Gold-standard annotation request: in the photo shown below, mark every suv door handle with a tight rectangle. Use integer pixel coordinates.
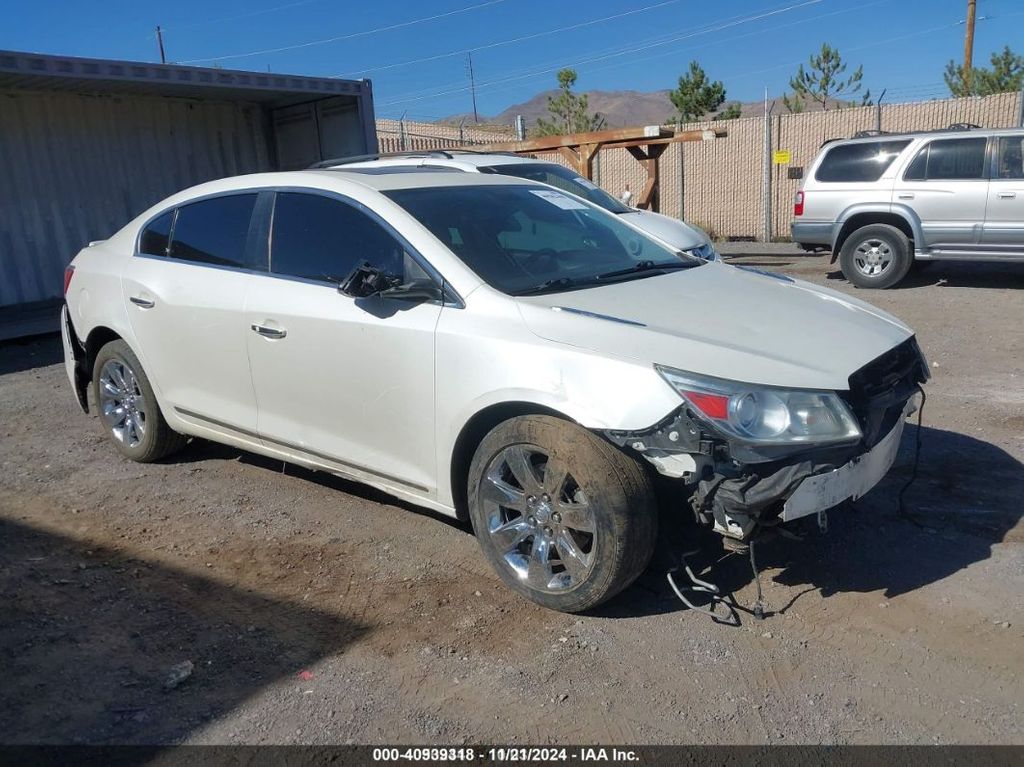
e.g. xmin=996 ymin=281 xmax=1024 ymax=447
xmin=997 ymin=192 xmax=1016 ymax=199
xmin=129 ymin=296 xmax=155 ymax=309
xmin=897 ymin=193 xmax=915 ymax=200
xmin=251 ymin=323 xmax=287 ymax=339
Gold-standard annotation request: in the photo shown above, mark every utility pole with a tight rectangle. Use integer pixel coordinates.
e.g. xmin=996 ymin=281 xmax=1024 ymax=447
xmin=963 ymin=0 xmax=977 ymax=92
xmin=467 ymin=52 xmax=479 ymax=124
xmin=155 ymin=25 xmax=166 ymax=64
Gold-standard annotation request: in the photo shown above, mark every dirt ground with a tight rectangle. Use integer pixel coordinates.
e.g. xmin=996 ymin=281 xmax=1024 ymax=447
xmin=1 ymin=247 xmax=1021 ymax=746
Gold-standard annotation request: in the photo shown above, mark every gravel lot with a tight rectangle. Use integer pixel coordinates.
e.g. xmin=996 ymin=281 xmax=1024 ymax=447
xmin=1 ymin=247 xmax=1021 ymax=745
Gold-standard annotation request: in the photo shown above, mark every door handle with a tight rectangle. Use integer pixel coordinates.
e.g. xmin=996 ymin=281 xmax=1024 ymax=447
xmin=897 ymin=193 xmax=915 ymax=200
xmin=251 ymin=323 xmax=287 ymax=339
xmin=129 ymin=296 xmax=155 ymax=309
xmin=997 ymin=192 xmax=1016 ymax=199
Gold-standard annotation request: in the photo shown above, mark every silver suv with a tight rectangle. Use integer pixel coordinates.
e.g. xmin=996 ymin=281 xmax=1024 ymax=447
xmin=792 ymin=126 xmax=1024 ymax=288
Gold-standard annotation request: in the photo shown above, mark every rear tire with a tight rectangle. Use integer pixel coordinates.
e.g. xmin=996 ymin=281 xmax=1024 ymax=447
xmin=839 ymin=224 xmax=912 ymax=289
xmin=92 ymin=340 xmax=187 ymax=462
xmin=467 ymin=415 xmax=657 ymax=613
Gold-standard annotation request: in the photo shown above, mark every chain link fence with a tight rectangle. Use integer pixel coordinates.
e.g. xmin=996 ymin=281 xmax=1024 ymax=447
xmin=376 ymin=90 xmax=1024 ymax=240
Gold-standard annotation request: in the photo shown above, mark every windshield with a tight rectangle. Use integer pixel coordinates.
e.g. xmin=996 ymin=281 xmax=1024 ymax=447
xmin=480 ymin=162 xmax=632 ymax=214
xmin=384 ymin=184 xmax=700 ymax=296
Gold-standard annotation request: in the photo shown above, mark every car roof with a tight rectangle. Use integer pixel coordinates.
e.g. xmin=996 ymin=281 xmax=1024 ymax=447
xmin=306 ymin=168 xmax=536 ymax=191
xmin=825 ymin=126 xmax=1024 ymax=147
xmin=330 ymin=151 xmax=547 ymax=171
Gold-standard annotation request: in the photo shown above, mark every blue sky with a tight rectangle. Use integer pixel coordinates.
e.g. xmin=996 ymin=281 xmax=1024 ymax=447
xmin=4 ymin=0 xmax=1023 ymax=120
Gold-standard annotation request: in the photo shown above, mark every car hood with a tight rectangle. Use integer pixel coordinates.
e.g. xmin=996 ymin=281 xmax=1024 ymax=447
xmin=619 ymin=210 xmax=706 ymax=250
xmin=515 ymin=263 xmax=914 ymax=391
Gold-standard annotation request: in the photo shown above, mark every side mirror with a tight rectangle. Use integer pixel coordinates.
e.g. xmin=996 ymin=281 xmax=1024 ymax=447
xmin=339 ymin=261 xmax=397 ymax=298
xmin=378 ymin=278 xmax=443 ymax=303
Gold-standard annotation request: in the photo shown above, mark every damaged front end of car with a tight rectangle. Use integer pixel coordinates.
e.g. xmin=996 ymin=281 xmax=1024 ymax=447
xmin=606 ymin=337 xmax=930 ymax=543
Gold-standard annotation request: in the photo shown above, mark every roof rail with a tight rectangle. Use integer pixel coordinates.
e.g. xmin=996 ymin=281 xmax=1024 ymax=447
xmin=852 ymin=129 xmax=892 ymax=138
xmin=947 ymin=122 xmax=982 ymax=131
xmin=310 ymin=149 xmax=455 ymax=169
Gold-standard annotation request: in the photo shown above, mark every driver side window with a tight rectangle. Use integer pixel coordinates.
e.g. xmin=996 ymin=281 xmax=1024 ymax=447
xmin=269 ymin=192 xmax=407 ymax=283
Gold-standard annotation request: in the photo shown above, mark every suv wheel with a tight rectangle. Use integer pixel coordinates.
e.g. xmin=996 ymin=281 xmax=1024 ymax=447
xmin=839 ymin=224 xmax=913 ymax=289
xmin=93 ymin=340 xmax=188 ymax=462
xmin=467 ymin=415 xmax=657 ymax=613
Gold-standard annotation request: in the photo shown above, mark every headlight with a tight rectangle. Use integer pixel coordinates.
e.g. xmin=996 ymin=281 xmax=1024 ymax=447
xmin=655 ymin=366 xmax=862 ymax=446
xmin=686 ymin=242 xmax=719 ymax=262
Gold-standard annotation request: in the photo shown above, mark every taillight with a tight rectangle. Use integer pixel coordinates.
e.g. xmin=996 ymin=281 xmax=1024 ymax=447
xmin=793 ymin=191 xmax=805 ymax=217
xmin=63 ymin=265 xmax=75 ymax=296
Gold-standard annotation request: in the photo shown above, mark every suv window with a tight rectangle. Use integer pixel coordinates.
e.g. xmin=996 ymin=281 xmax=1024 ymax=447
xmin=815 ymin=140 xmax=911 ymax=182
xmin=168 ymin=194 xmax=257 ymax=268
xmin=995 ymin=135 xmax=1024 ymax=179
xmin=269 ymin=192 xmax=407 ymax=283
xmin=139 ymin=211 xmax=173 ymax=257
xmin=904 ymin=137 xmax=988 ymax=181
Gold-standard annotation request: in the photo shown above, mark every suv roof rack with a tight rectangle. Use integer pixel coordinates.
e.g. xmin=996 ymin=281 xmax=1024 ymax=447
xmin=310 ymin=149 xmax=456 ymax=169
xmin=947 ymin=122 xmax=982 ymax=131
xmin=852 ymin=129 xmax=891 ymax=138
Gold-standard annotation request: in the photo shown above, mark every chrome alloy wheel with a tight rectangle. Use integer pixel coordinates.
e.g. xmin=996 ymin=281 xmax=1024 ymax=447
xmin=98 ymin=358 xmax=147 ymax=448
xmin=853 ymin=238 xmax=894 ymax=277
xmin=481 ymin=445 xmax=597 ymax=593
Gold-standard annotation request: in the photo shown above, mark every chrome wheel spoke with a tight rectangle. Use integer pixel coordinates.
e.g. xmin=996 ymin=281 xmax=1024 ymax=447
xmin=503 ymin=445 xmax=542 ymax=494
xmin=490 ymin=517 xmax=532 ymax=551
xmin=555 ymin=531 xmax=589 ymax=583
xmin=556 ymin=502 xmax=595 ymax=534
xmin=526 ymin=536 xmax=553 ymax=589
xmin=481 ymin=474 xmax=528 ymax=512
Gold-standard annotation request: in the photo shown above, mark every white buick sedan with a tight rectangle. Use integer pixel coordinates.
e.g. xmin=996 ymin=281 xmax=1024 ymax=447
xmin=62 ymin=169 xmax=928 ymax=612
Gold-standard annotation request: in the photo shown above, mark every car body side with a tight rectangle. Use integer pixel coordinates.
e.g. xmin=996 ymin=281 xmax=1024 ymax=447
xmin=63 ymin=171 xmax=683 ymax=519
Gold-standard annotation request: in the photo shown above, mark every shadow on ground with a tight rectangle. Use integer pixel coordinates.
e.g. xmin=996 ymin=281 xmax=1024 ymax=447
xmin=0 ymin=518 xmax=367 ymax=744
xmin=599 ymin=424 xmax=1024 ymax=622
xmin=0 ymin=333 xmax=62 ymax=376
xmin=826 ymin=261 xmax=1024 ymax=290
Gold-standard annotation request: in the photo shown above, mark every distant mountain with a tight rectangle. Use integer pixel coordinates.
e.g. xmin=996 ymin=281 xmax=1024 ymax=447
xmin=439 ymin=90 xmax=852 ymax=129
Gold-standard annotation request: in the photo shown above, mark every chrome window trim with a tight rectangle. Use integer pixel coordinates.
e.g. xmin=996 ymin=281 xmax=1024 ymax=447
xmin=133 ymin=188 xmax=264 ymax=270
xmin=130 ymin=184 xmax=465 ymax=308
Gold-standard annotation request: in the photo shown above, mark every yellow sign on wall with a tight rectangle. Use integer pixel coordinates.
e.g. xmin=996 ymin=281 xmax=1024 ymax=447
xmin=773 ymin=149 xmax=792 ymax=165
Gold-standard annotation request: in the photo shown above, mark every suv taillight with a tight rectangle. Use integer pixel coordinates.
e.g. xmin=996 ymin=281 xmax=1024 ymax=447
xmin=63 ymin=265 xmax=75 ymax=296
xmin=793 ymin=191 xmax=805 ymax=217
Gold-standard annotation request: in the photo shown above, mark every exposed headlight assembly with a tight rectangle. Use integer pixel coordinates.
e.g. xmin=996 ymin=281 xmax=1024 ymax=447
xmin=656 ymin=366 xmax=862 ymax=446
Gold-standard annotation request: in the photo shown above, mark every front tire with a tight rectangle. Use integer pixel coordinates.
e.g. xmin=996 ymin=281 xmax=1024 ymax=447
xmin=92 ymin=340 xmax=187 ymax=462
xmin=839 ymin=224 xmax=912 ymax=289
xmin=467 ymin=415 xmax=657 ymax=613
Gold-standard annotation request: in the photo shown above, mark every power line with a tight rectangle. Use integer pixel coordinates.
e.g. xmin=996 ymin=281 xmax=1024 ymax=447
xmin=335 ymin=0 xmax=682 ymax=78
xmin=162 ymin=0 xmax=327 ymax=32
xmin=375 ymin=0 xmax=826 ymax=109
xmin=180 ymin=0 xmax=509 ymax=64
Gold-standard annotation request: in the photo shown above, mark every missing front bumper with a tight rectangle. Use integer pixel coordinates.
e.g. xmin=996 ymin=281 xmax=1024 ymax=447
xmin=691 ymin=398 xmax=915 ymax=539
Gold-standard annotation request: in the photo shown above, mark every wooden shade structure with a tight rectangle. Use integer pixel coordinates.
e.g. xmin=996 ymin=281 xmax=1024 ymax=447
xmin=471 ymin=125 xmax=726 ymax=212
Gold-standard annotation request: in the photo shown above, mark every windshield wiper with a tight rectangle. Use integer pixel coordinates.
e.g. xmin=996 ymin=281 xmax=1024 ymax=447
xmin=514 ymin=277 xmax=581 ymax=295
xmin=596 ymin=260 xmax=696 ymax=280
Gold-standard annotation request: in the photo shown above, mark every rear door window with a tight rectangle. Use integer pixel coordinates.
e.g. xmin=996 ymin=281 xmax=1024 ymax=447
xmin=903 ymin=137 xmax=988 ymax=181
xmin=168 ymin=194 xmax=258 ymax=268
xmin=994 ymin=135 xmax=1024 ymax=179
xmin=139 ymin=211 xmax=174 ymax=257
xmin=815 ymin=140 xmax=911 ymax=182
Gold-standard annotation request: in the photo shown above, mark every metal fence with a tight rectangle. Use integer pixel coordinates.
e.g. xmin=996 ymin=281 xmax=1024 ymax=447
xmin=376 ymin=118 xmax=514 ymax=153
xmin=376 ymin=90 xmax=1024 ymax=240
